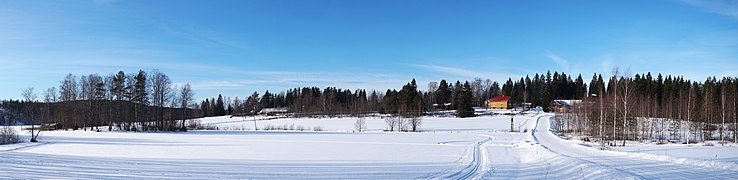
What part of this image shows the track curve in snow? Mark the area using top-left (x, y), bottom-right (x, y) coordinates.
top-left (531, 114), bottom-right (738, 179)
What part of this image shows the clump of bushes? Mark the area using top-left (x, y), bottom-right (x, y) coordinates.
top-left (187, 120), bottom-right (217, 130)
top-left (1, 126), bottom-right (20, 145)
top-left (261, 124), bottom-right (319, 131)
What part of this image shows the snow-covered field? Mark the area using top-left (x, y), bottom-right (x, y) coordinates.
top-left (2, 113), bottom-right (738, 179)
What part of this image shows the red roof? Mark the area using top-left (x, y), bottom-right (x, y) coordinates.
top-left (489, 96), bottom-right (510, 102)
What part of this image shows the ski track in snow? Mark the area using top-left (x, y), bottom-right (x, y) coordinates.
top-left (0, 142), bottom-right (53, 152)
top-left (3, 114), bottom-right (738, 179)
top-left (514, 114), bottom-right (738, 179)
top-left (423, 134), bottom-right (494, 180)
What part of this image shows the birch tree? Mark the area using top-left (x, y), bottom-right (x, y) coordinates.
top-left (179, 83), bottom-right (194, 131)
top-left (620, 69), bottom-right (633, 146)
top-left (21, 87), bottom-right (40, 142)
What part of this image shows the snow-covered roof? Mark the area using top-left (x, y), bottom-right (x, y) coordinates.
top-left (259, 108), bottom-right (288, 114)
top-left (553, 100), bottom-right (582, 108)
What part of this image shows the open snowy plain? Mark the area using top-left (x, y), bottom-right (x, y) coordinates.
top-left (2, 113), bottom-right (738, 179)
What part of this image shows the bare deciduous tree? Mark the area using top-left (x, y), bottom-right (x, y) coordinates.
top-left (179, 83), bottom-right (194, 131)
top-left (354, 117), bottom-right (366, 132)
top-left (620, 68), bottom-right (633, 146)
top-left (385, 116), bottom-right (397, 131)
top-left (409, 116), bottom-right (422, 132)
top-left (21, 87), bottom-right (40, 142)
top-left (150, 70), bottom-right (172, 130)
top-left (59, 73), bottom-right (78, 102)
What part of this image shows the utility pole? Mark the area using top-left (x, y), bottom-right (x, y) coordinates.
top-left (511, 110), bottom-right (515, 132)
top-left (253, 106), bottom-right (258, 131)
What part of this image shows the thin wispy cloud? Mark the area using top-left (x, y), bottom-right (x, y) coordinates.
top-left (545, 50), bottom-right (570, 72)
top-left (408, 64), bottom-right (521, 82)
top-left (599, 54), bottom-right (614, 77)
top-left (2, 0), bottom-right (737, 100)
top-left (190, 81), bottom-right (249, 90)
top-left (681, 0), bottom-right (738, 21)
top-left (125, 9), bottom-right (252, 51)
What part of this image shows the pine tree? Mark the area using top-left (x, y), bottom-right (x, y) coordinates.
top-left (201, 99), bottom-right (210, 117)
top-left (260, 91), bottom-right (274, 109)
top-left (435, 80), bottom-right (451, 104)
top-left (132, 71), bottom-right (148, 105)
top-left (575, 74), bottom-right (586, 99)
top-left (399, 79), bottom-right (419, 117)
top-left (215, 94), bottom-right (225, 116)
top-left (452, 81), bottom-right (462, 109)
top-left (456, 81), bottom-right (475, 118)
top-left (490, 81), bottom-right (501, 98)
top-left (369, 90), bottom-right (379, 112)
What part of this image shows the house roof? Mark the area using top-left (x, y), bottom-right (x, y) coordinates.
top-left (259, 108), bottom-right (288, 114)
top-left (489, 96), bottom-right (510, 102)
top-left (553, 100), bottom-right (582, 107)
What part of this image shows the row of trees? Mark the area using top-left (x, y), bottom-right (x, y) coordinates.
top-left (199, 78), bottom-right (475, 118)
top-left (0, 70), bottom-right (198, 139)
top-left (5, 67), bottom-right (735, 139)
top-left (425, 72), bottom-right (587, 112)
top-left (198, 80), bottom-right (425, 118)
top-left (198, 71), bottom-right (589, 120)
top-left (557, 68), bottom-right (738, 146)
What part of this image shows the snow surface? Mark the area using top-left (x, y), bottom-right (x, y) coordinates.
top-left (2, 113), bottom-right (738, 179)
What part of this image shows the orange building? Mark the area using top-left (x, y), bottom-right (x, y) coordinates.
top-left (488, 96), bottom-right (510, 109)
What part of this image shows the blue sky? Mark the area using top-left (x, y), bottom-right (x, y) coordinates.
top-left (1, 0), bottom-right (737, 101)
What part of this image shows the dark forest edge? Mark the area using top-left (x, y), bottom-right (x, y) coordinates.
top-left (1, 68), bottom-right (737, 145)
top-left (1, 70), bottom-right (195, 144)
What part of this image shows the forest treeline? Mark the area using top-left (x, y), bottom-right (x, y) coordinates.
top-left (1, 70), bottom-right (197, 138)
top-left (2, 68), bottom-right (736, 142)
top-left (198, 71), bottom-right (589, 119)
top-left (555, 69), bottom-right (738, 146)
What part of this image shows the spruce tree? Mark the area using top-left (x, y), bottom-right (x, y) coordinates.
top-left (215, 94), bottom-right (225, 116)
top-left (456, 81), bottom-right (475, 118)
top-left (435, 80), bottom-right (451, 104)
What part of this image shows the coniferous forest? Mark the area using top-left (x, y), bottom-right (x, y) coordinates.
top-left (2, 68), bottom-right (737, 145)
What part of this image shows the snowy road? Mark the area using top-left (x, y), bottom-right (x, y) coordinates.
top-left (513, 114), bottom-right (738, 179)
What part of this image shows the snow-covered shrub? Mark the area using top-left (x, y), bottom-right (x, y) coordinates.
top-left (264, 124), bottom-right (275, 130)
top-left (1, 126), bottom-right (20, 145)
top-left (187, 119), bottom-right (216, 130)
top-left (313, 126), bottom-right (323, 131)
top-left (682, 140), bottom-right (698, 144)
